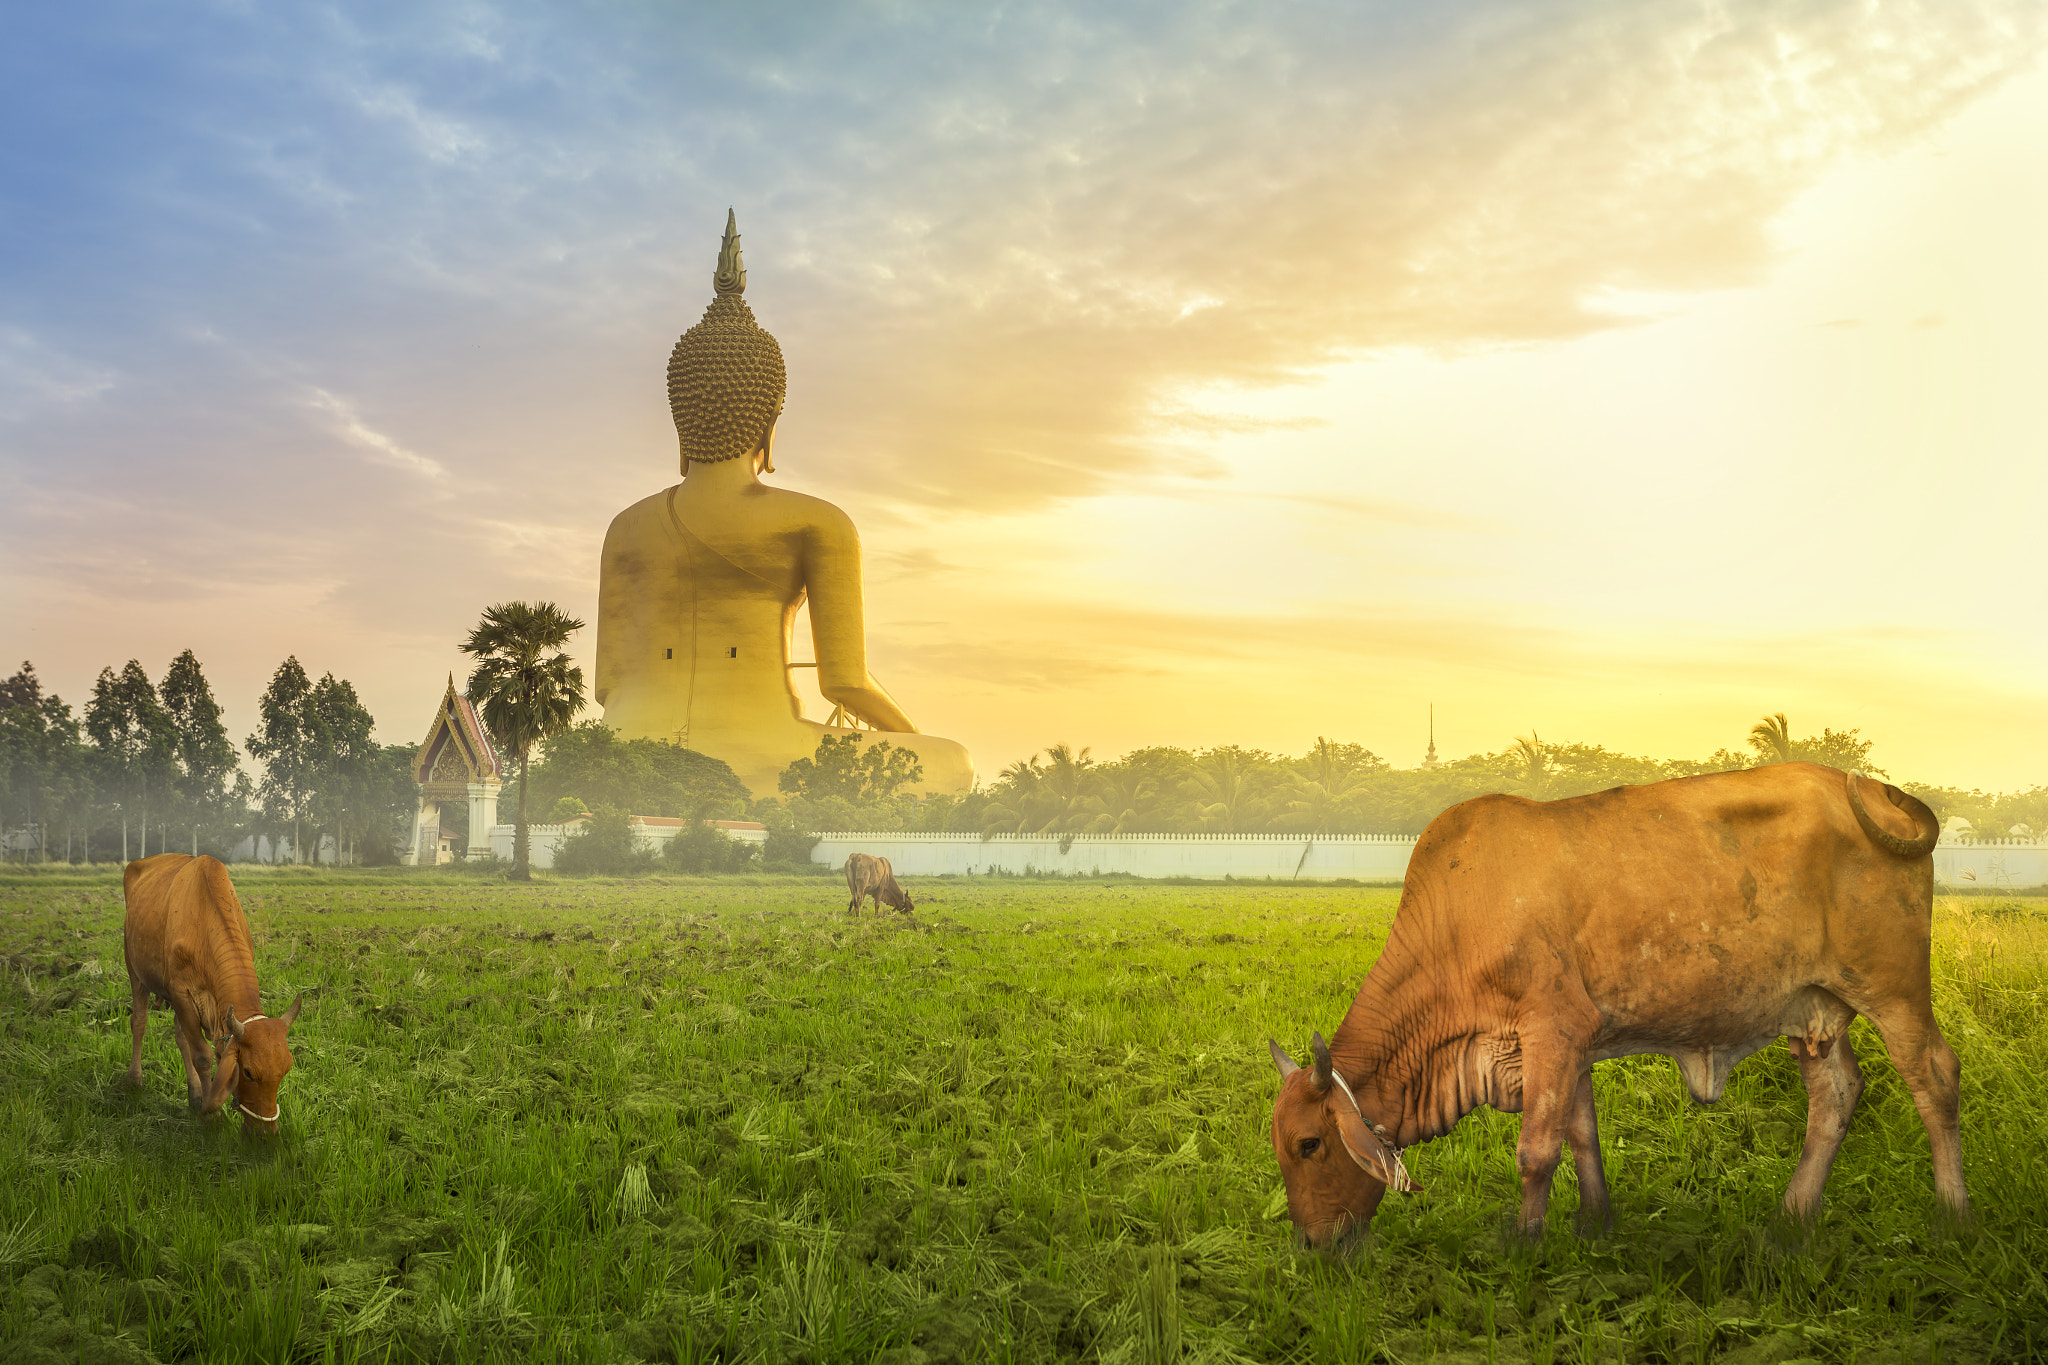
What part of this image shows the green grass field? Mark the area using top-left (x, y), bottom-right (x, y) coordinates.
top-left (2, 868), bottom-right (2045, 1364)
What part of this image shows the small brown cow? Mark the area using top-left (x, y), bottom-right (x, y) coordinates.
top-left (1269, 764), bottom-right (1967, 1249)
top-left (123, 854), bottom-right (301, 1133)
top-left (845, 852), bottom-right (913, 916)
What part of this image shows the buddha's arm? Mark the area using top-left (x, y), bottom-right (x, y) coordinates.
top-left (595, 518), bottom-right (629, 708)
top-left (595, 499), bottom-right (670, 709)
top-left (803, 508), bottom-right (918, 733)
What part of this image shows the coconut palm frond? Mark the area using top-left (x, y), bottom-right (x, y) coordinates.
top-left (1749, 713), bottom-right (1794, 764)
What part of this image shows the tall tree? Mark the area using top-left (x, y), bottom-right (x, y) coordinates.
top-left (528, 720), bottom-right (749, 817)
top-left (306, 672), bottom-right (379, 864)
top-left (84, 661), bottom-right (179, 860)
top-left (246, 657), bottom-right (317, 862)
top-left (0, 662), bottom-right (41, 711)
top-left (160, 649), bottom-right (242, 852)
top-left (0, 664), bottom-right (88, 862)
top-left (462, 601), bottom-right (588, 880)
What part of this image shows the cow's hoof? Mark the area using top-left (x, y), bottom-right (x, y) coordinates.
top-left (1931, 1201), bottom-right (1975, 1242)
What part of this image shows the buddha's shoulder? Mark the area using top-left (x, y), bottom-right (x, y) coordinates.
top-left (605, 487), bottom-right (679, 537)
top-left (605, 483), bottom-right (861, 539)
top-left (749, 485), bottom-right (858, 533)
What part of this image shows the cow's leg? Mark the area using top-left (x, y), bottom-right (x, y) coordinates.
top-left (125, 977), bottom-right (150, 1089)
top-left (1782, 1034), bottom-right (1864, 1220)
top-left (171, 1015), bottom-right (209, 1111)
top-left (1513, 1046), bottom-right (1587, 1238)
top-left (1863, 1005), bottom-right (1970, 1223)
top-left (1564, 1066), bottom-right (1610, 1235)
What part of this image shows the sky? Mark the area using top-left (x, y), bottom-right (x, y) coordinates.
top-left (2, 0), bottom-right (2044, 792)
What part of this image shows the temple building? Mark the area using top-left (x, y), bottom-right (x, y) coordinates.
top-left (404, 676), bottom-right (503, 864)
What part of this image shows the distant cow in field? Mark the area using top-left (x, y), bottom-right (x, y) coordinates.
top-left (123, 854), bottom-right (302, 1133)
top-left (845, 852), bottom-right (914, 916)
top-left (1269, 764), bottom-right (1967, 1249)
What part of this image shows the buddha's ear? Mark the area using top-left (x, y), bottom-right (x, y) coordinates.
top-left (759, 415), bottom-right (779, 473)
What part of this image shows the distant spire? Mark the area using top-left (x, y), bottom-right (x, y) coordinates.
top-left (712, 208), bottom-right (746, 297)
top-left (1422, 704), bottom-right (1440, 769)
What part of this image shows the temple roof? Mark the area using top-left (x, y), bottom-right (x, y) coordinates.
top-left (413, 675), bottom-right (504, 790)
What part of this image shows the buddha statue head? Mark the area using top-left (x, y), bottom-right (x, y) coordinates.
top-left (667, 209), bottom-right (787, 473)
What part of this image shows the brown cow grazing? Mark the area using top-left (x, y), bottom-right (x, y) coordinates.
top-left (845, 852), bottom-right (914, 916)
top-left (123, 854), bottom-right (301, 1133)
top-left (1269, 764), bottom-right (1966, 1250)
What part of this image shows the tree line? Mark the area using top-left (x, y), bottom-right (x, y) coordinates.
top-left (769, 716), bottom-right (2047, 842)
top-left (0, 656), bottom-right (418, 864)
top-left (9, 621), bottom-right (2041, 871)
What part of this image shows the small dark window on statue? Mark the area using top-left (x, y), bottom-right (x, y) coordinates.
top-left (727, 647), bottom-right (738, 658)
top-left (665, 648), bottom-right (673, 659)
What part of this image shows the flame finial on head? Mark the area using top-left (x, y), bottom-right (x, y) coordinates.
top-left (713, 207), bottom-right (746, 297)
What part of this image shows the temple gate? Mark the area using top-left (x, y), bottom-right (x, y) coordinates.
top-left (405, 676), bottom-right (503, 864)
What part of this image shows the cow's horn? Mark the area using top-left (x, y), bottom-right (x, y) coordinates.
top-left (1268, 1038), bottom-right (1300, 1079)
top-left (281, 993), bottom-right (303, 1027)
top-left (226, 1009), bottom-right (246, 1042)
top-left (1310, 1031), bottom-right (1334, 1093)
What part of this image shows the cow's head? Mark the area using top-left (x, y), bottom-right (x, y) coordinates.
top-left (202, 995), bottom-right (302, 1134)
top-left (885, 883), bottom-right (915, 915)
top-left (1269, 1032), bottom-right (1420, 1251)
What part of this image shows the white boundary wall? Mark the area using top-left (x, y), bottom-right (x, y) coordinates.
top-left (812, 831), bottom-right (2048, 888)
top-left (491, 820), bottom-right (767, 870)
top-left (1932, 839), bottom-right (2048, 892)
top-left (810, 832), bottom-right (1417, 881)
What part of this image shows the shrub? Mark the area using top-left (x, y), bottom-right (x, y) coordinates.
top-left (664, 815), bottom-right (760, 874)
top-left (552, 805), bottom-right (658, 876)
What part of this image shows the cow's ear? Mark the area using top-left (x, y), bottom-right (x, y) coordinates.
top-left (280, 993), bottom-right (303, 1027)
top-left (1334, 1110), bottom-right (1421, 1194)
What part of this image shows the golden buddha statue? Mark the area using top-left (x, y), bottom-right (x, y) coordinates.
top-left (595, 212), bottom-right (974, 798)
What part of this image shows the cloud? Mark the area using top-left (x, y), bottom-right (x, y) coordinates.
top-left (305, 387), bottom-right (449, 483)
top-left (2, 0), bottom-right (2043, 782)
top-left (749, 0), bottom-right (2047, 509)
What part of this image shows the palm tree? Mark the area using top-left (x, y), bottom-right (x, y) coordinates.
top-left (1510, 731), bottom-right (1546, 797)
top-left (462, 602), bottom-right (588, 881)
top-left (1749, 713), bottom-right (1794, 765)
top-left (1182, 747), bottom-right (1275, 833)
top-left (981, 744), bottom-right (1102, 835)
top-left (1281, 737), bottom-right (1383, 833)
top-left (1092, 764), bottom-right (1160, 834)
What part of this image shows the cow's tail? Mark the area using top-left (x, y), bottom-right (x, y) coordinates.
top-left (1846, 771), bottom-right (1938, 859)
